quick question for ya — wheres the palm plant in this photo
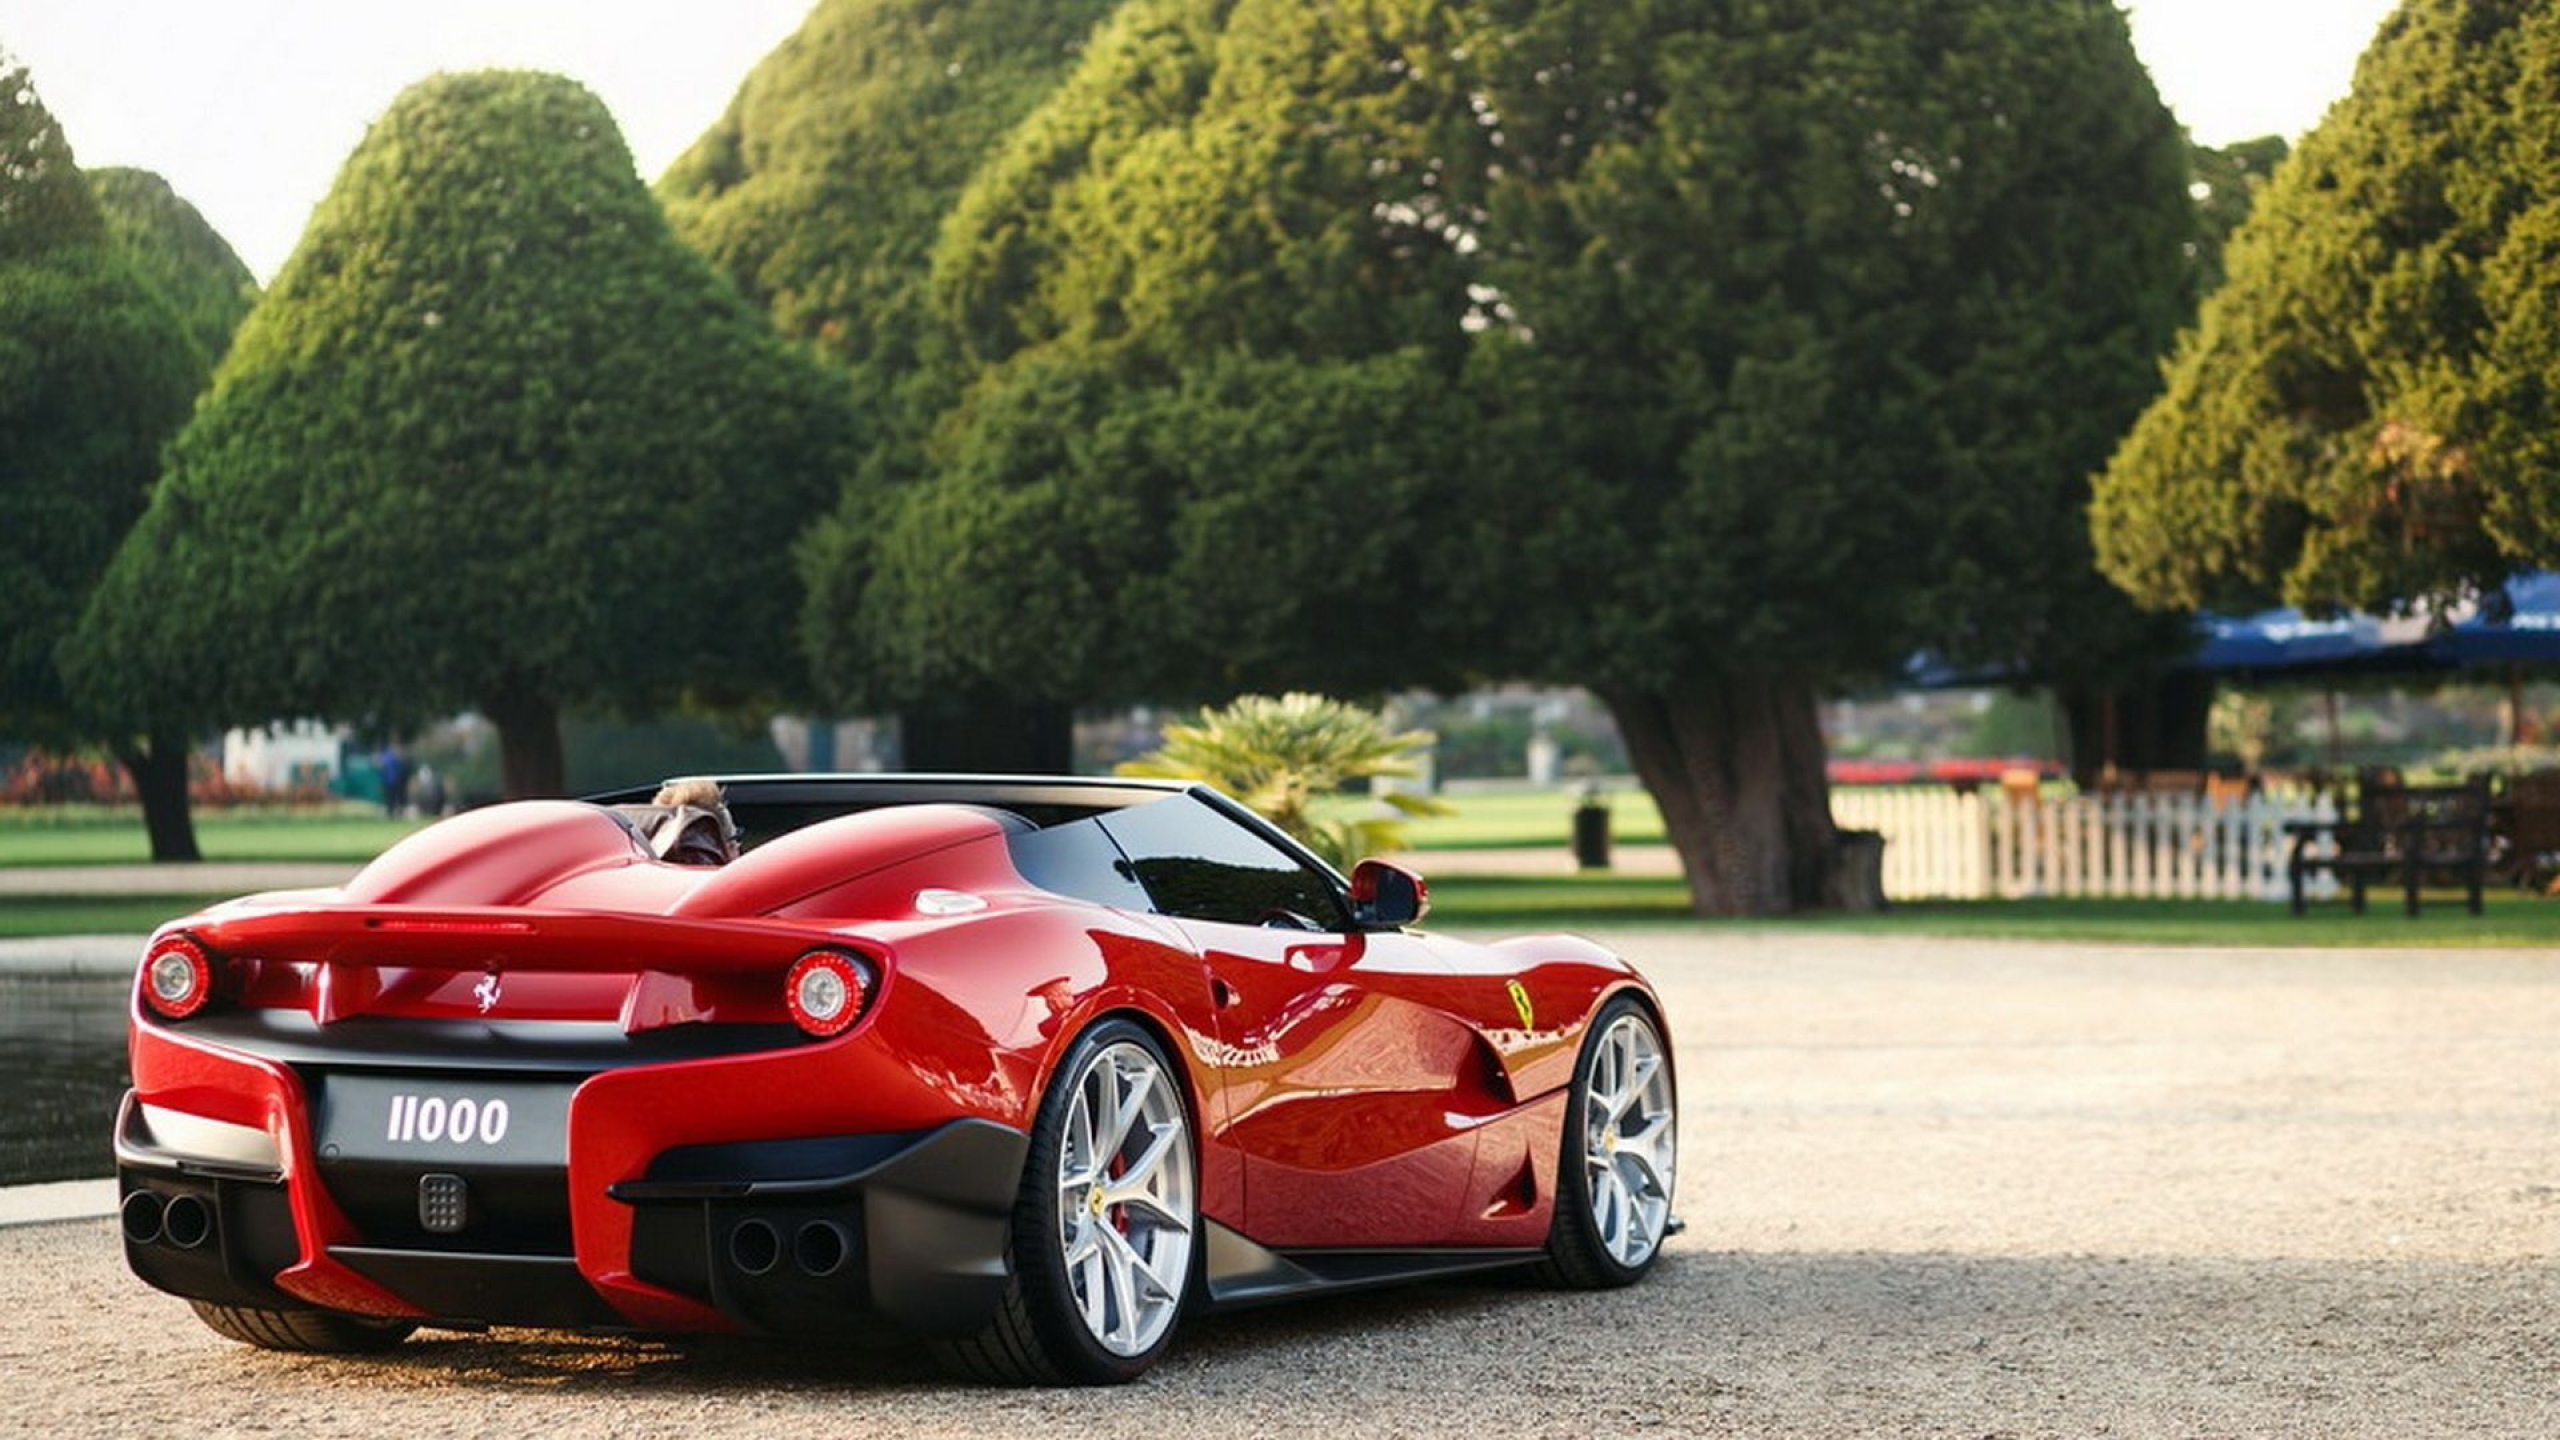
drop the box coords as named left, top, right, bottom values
left=1117, top=693, right=1450, bottom=867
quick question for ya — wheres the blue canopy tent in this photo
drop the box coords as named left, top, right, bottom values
left=2428, top=572, right=2560, bottom=664
left=2425, top=572, right=2560, bottom=747
left=2192, top=609, right=2393, bottom=675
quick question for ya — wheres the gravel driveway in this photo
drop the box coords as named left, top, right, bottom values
left=5, top=932, right=2555, bottom=1436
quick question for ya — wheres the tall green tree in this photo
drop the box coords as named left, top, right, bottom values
left=660, top=0, right=1120, bottom=769
left=2048, top=132, right=2290, bottom=783
left=66, top=71, right=860, bottom=797
left=77, top=167, right=261, bottom=859
left=0, top=54, right=209, bottom=859
left=90, top=167, right=259, bottom=365
left=899, top=0, right=2195, bottom=914
left=2095, top=0, right=2559, bottom=616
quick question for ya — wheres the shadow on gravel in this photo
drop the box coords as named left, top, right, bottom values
left=303, top=1262, right=1599, bottom=1394
left=25, top=1236, right=2550, bottom=1431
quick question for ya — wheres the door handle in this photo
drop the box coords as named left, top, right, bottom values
left=1210, top=976, right=1240, bottom=1009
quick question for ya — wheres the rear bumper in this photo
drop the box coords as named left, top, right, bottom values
left=119, top=1005, right=1035, bottom=1336
left=119, top=1090, right=1026, bottom=1336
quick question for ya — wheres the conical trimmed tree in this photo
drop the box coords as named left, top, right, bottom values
left=68, top=71, right=861, bottom=796
left=90, top=167, right=258, bottom=367
left=660, top=0, right=1120, bottom=770
left=0, top=53, right=209, bottom=858
left=2094, top=0, right=2560, bottom=614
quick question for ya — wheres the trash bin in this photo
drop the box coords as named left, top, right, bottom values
left=1572, top=800, right=1612, bottom=871
left=1829, top=828, right=1887, bottom=911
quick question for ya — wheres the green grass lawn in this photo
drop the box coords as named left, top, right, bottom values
left=7, top=788, right=1634, bottom=867
left=1424, top=873, right=2560, bottom=948
left=1328, top=787, right=1669, bottom=850
left=6, top=795, right=2555, bottom=950
left=0, top=809, right=421, bottom=867
left=0, top=895, right=234, bottom=938
left=4, top=874, right=2554, bottom=947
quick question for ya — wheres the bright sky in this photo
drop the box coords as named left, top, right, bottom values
left=2, top=0, right=2403, bottom=283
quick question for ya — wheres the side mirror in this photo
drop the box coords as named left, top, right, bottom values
left=1349, top=859, right=1428, bottom=929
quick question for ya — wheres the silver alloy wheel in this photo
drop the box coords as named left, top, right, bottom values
left=1584, top=1011, right=1676, bottom=1268
left=1056, top=1039, right=1195, bottom=1357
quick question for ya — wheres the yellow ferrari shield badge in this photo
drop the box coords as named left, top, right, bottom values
left=1506, top=978, right=1535, bottom=1030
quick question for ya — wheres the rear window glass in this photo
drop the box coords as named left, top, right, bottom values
left=1007, top=817, right=1152, bottom=911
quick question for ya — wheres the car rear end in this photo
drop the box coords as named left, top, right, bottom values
left=117, top=901, right=1029, bottom=1339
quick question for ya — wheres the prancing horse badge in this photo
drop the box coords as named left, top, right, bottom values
left=1506, top=978, right=1534, bottom=1030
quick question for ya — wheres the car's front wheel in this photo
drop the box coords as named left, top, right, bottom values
left=1538, top=996, right=1678, bottom=1287
left=934, top=1018, right=1199, bottom=1384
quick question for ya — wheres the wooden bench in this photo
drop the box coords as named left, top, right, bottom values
left=2508, top=771, right=2560, bottom=891
left=2286, top=779, right=2490, bottom=917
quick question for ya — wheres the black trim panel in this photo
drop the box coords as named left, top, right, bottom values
left=1202, top=1220, right=1543, bottom=1309
left=618, top=1118, right=1030, bottom=1337
left=119, top=1169, right=304, bottom=1311
left=330, top=1246, right=630, bottom=1329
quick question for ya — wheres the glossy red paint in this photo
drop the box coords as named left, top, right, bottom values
left=125, top=989, right=422, bottom=1319
left=122, top=790, right=1665, bottom=1335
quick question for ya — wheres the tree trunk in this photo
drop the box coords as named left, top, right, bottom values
left=2061, top=670, right=2211, bottom=785
left=484, top=689, right=567, bottom=798
left=114, top=733, right=201, bottom=863
left=1604, top=681, right=1852, bottom=917
left=899, top=695, right=1074, bottom=774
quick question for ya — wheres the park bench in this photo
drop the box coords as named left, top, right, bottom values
left=2286, top=778, right=2490, bottom=917
left=2505, top=770, right=2560, bottom=891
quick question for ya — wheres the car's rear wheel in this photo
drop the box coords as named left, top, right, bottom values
left=188, top=1300, right=416, bottom=1353
left=1537, top=996, right=1677, bottom=1287
left=934, top=1018, right=1199, bottom=1385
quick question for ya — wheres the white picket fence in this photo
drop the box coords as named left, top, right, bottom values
left=1830, top=788, right=2341, bottom=903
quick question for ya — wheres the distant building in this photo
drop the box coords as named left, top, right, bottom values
left=222, top=721, right=346, bottom=790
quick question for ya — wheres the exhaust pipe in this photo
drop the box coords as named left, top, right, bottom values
left=120, top=1191, right=165, bottom=1246
left=728, top=1218, right=780, bottom=1276
left=161, top=1193, right=213, bottom=1250
left=794, top=1219, right=852, bottom=1278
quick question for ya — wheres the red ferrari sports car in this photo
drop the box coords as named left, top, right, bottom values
left=117, top=775, right=1678, bottom=1383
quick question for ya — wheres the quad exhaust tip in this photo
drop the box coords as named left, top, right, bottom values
left=729, top=1219, right=781, bottom=1276
left=125, top=1191, right=212, bottom=1249
left=728, top=1217, right=856, bottom=1278
left=162, top=1194, right=213, bottom=1249
left=120, top=1191, right=165, bottom=1246
left=794, top=1220, right=852, bottom=1278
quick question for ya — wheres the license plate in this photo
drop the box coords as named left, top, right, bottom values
left=311, top=1073, right=573, bottom=1170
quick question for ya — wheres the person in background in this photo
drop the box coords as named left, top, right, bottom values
left=377, top=746, right=411, bottom=817
left=412, top=764, right=446, bottom=819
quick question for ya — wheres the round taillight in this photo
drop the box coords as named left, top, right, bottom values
left=142, top=935, right=215, bottom=1021
left=785, top=950, right=872, bottom=1038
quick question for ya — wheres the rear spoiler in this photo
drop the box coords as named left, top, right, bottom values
left=187, top=906, right=824, bottom=974
left=176, top=905, right=858, bottom=1032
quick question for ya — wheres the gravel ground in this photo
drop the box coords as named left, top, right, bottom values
left=5, top=932, right=2556, bottom=1437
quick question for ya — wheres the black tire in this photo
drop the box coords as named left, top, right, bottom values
left=189, top=1300, right=417, bottom=1353
left=1536, top=994, right=1677, bottom=1289
left=933, top=1018, right=1198, bottom=1386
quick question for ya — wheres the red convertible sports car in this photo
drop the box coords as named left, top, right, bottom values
left=117, top=775, right=1678, bottom=1383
